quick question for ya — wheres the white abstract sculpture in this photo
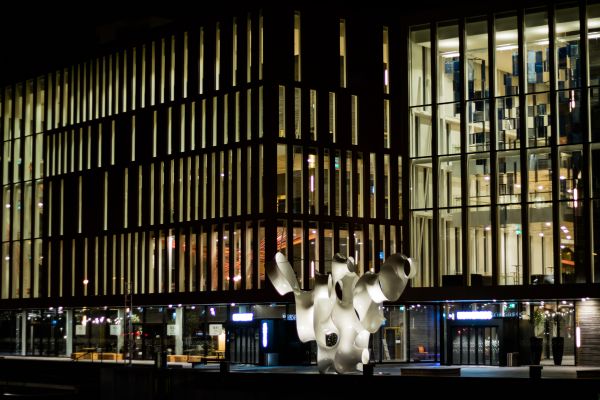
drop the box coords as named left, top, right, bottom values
left=267, top=252, right=415, bottom=374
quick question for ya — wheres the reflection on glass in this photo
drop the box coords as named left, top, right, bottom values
left=468, top=154, right=490, bottom=205
left=529, top=203, right=554, bottom=283
left=410, top=105, right=432, bottom=157
left=438, top=22, right=460, bottom=103
left=499, top=204, right=523, bottom=285
left=556, top=6, right=581, bottom=90
left=559, top=201, right=584, bottom=284
left=468, top=206, right=491, bottom=279
left=439, top=156, right=461, bottom=208
left=410, top=25, right=431, bottom=106
left=558, top=89, right=582, bottom=144
left=528, top=149, right=552, bottom=202
left=497, top=151, right=521, bottom=204
left=438, top=102, right=461, bottom=155
left=467, top=100, right=490, bottom=152
left=526, top=93, right=551, bottom=147
left=466, top=18, right=489, bottom=100
left=525, top=9, right=550, bottom=93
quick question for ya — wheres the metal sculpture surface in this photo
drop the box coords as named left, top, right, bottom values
left=267, top=252, right=415, bottom=374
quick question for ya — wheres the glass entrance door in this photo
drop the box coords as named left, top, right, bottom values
left=451, top=326, right=498, bottom=365
left=228, top=325, right=259, bottom=364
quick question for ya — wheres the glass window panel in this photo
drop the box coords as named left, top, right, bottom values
left=467, top=99, right=490, bottom=152
left=278, top=86, right=285, bottom=138
left=439, top=208, right=463, bottom=281
left=294, top=12, right=301, bottom=81
left=558, top=89, right=583, bottom=144
left=2, top=187, right=11, bottom=242
left=593, top=200, right=600, bottom=282
left=308, top=222, right=318, bottom=288
left=340, top=19, right=347, bottom=87
left=346, top=151, right=352, bottom=217
left=332, top=151, right=341, bottom=216
left=328, top=92, right=336, bottom=142
left=353, top=223, right=365, bottom=275
left=245, top=222, right=253, bottom=289
left=410, top=25, right=431, bottom=106
left=1, top=243, right=8, bottom=299
left=276, top=219, right=287, bottom=256
left=383, top=27, right=390, bottom=93
left=499, top=204, right=523, bottom=285
left=369, top=153, right=376, bottom=218
left=591, top=88, right=600, bottom=142
left=323, top=223, right=333, bottom=274
left=438, top=22, right=460, bottom=103
left=411, top=158, right=433, bottom=209
left=12, top=242, right=20, bottom=298
left=410, top=106, right=432, bottom=157
left=383, top=99, right=390, bottom=148
left=223, top=225, right=230, bottom=290
left=526, top=92, right=551, bottom=147
left=234, top=223, right=241, bottom=290
left=468, top=154, right=491, bottom=205
left=351, top=96, right=358, bottom=145
left=293, top=147, right=303, bottom=213
left=556, top=6, right=581, bottom=90
left=468, top=206, right=492, bottom=279
left=528, top=149, right=553, bottom=202
left=411, top=209, right=432, bottom=288
left=293, top=220, right=303, bottom=287
left=357, top=153, right=364, bottom=217
left=529, top=202, right=554, bottom=282
left=559, top=147, right=583, bottom=200
left=368, top=224, right=375, bottom=272
left=294, top=88, right=301, bottom=139
left=559, top=201, right=584, bottom=284
left=257, top=221, right=265, bottom=286
left=496, top=96, right=520, bottom=150
left=384, top=155, right=390, bottom=219
left=525, top=9, right=550, bottom=93
left=12, top=184, right=21, bottom=241
left=497, top=150, right=522, bottom=204
left=439, top=156, right=462, bottom=208
left=592, top=145, right=600, bottom=198
left=588, top=4, right=600, bottom=85
left=438, top=102, right=461, bottom=155
left=308, top=151, right=318, bottom=215
left=466, top=18, right=489, bottom=100
left=310, top=90, right=317, bottom=141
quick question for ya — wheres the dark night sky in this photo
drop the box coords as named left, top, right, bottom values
left=0, top=14, right=176, bottom=86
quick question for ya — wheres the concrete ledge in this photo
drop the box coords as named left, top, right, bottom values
left=401, top=367, right=461, bottom=377
left=576, top=370, right=600, bottom=379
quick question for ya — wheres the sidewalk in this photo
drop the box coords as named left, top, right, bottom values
left=3, top=355, right=599, bottom=379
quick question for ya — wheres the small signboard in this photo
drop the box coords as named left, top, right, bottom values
left=110, top=324, right=121, bottom=336
left=167, top=324, right=179, bottom=336
left=75, top=325, right=86, bottom=336
left=209, top=324, right=223, bottom=336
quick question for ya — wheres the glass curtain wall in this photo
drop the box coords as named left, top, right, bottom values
left=410, top=3, right=595, bottom=287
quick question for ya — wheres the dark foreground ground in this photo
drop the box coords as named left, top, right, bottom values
left=0, top=357, right=599, bottom=399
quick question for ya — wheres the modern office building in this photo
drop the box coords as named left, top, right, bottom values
left=1, top=1, right=600, bottom=367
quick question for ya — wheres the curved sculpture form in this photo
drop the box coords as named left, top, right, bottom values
left=267, top=252, right=414, bottom=374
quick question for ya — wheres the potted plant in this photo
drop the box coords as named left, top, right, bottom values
left=552, top=336, right=564, bottom=366
left=530, top=309, right=544, bottom=365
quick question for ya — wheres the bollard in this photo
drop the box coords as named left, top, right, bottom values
left=220, top=360, right=230, bottom=374
left=529, top=365, right=543, bottom=379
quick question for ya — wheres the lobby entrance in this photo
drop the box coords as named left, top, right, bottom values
left=449, top=325, right=499, bottom=365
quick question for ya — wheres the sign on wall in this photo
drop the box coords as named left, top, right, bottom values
left=167, top=324, right=179, bottom=336
left=75, top=325, right=86, bottom=336
left=110, top=324, right=121, bottom=336
left=209, top=324, right=223, bottom=336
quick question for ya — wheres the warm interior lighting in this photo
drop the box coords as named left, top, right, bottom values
left=576, top=326, right=581, bottom=348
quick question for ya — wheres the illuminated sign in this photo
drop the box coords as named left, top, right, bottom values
left=456, top=311, right=493, bottom=320
left=262, top=322, right=268, bottom=348
left=232, top=312, right=254, bottom=322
